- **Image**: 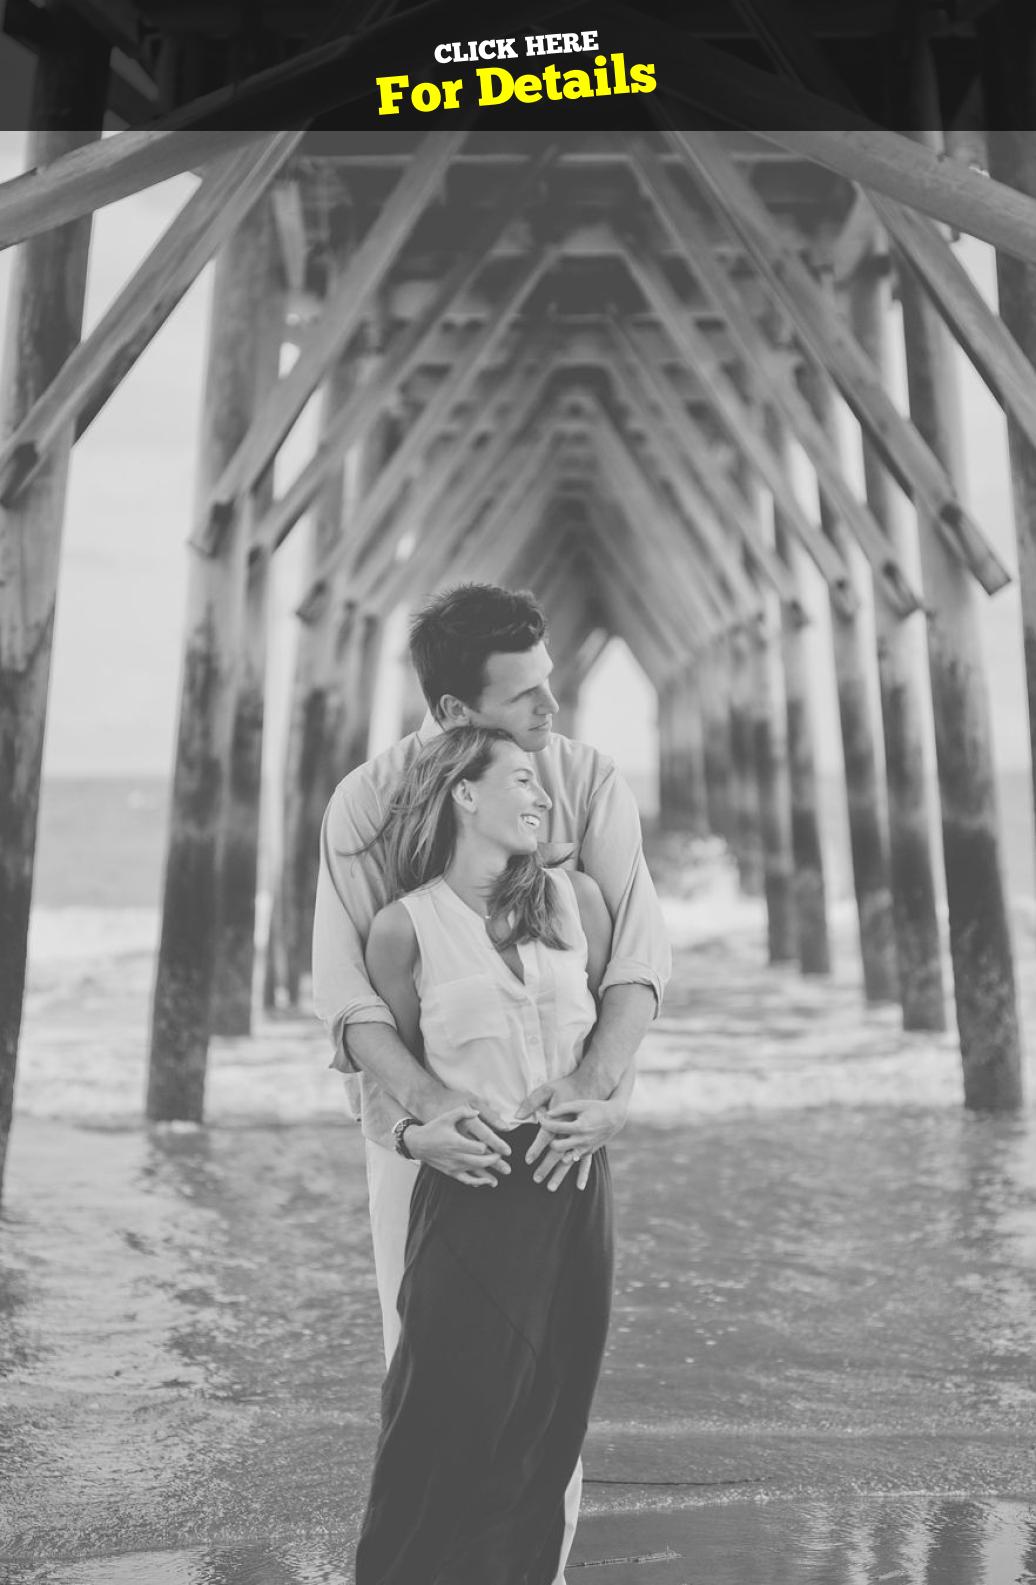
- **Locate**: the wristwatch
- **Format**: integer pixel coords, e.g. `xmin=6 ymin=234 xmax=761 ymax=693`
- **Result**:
xmin=392 ymin=1116 xmax=419 ymax=1160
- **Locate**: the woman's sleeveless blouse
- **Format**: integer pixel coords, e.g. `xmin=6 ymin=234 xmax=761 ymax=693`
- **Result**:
xmin=399 ymin=868 xmax=597 ymax=1128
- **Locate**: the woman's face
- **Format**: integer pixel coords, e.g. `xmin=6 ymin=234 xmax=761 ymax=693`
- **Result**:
xmin=460 ymin=739 xmax=551 ymax=855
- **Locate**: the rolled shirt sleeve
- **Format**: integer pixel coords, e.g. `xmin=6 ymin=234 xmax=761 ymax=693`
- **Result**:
xmin=311 ymin=770 xmax=397 ymax=1075
xmin=576 ymin=761 xmax=671 ymax=1013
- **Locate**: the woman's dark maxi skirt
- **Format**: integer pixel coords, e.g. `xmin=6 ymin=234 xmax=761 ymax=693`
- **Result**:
xmin=355 ymin=1124 xmax=614 ymax=1585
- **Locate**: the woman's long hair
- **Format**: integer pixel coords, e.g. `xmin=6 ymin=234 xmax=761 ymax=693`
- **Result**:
xmin=369 ymin=726 xmax=568 ymax=952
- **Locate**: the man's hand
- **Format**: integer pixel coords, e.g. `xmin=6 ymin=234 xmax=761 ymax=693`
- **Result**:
xmin=408 ymin=1097 xmax=512 ymax=1187
xmin=516 ymin=1073 xmax=629 ymax=1192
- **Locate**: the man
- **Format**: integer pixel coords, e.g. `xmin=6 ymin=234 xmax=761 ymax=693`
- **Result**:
xmin=312 ymin=583 xmax=670 ymax=1580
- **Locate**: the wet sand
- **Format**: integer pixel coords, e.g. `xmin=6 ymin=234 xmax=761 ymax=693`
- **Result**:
xmin=3 ymin=860 xmax=1036 ymax=1581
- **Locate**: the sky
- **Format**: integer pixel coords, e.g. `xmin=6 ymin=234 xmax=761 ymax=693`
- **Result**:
xmin=0 ymin=131 xmax=1030 ymax=812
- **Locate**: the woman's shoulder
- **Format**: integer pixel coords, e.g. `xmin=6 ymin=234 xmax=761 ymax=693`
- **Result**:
xmin=558 ymin=866 xmax=605 ymax=910
xmin=367 ymin=897 xmax=419 ymax=961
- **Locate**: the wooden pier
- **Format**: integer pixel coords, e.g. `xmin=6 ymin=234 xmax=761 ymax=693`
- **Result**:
xmin=1 ymin=0 xmax=1034 ymax=1190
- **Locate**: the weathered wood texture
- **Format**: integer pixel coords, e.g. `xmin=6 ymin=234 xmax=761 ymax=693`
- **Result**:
xmin=982 ymin=7 xmax=1036 ymax=888
xmin=799 ymin=363 xmax=899 ymax=1005
xmin=0 ymin=134 xmax=302 ymax=506
xmin=848 ymin=262 xmax=945 ymax=1031
xmin=621 ymin=235 xmax=860 ymax=619
xmin=0 ymin=31 xmax=109 ymax=1196
xmin=201 ymin=131 xmax=466 ymax=548
xmin=736 ymin=460 xmax=797 ymax=961
xmin=727 ymin=625 xmax=764 ymax=897
xmin=0 ymin=128 xmax=266 ymax=251
xmin=658 ymin=671 xmax=708 ymax=835
xmin=700 ymin=642 xmax=734 ymax=843
xmin=898 ymin=219 xmax=1024 ymax=1110
xmin=210 ymin=263 xmax=284 ymax=1038
xmin=147 ymin=201 xmax=279 ymax=1122
xmin=617 ymin=10 xmax=1036 ymax=266
xmin=773 ymin=513 xmax=831 ymax=976
xmin=667 ymin=129 xmax=1007 ymax=600
xmin=280 ymin=373 xmax=392 ymax=1006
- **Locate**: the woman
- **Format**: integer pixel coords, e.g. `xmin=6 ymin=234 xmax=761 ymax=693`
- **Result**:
xmin=354 ymin=726 xmax=623 ymax=1585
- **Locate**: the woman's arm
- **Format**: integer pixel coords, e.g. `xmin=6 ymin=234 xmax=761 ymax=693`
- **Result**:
xmin=569 ymin=868 xmax=613 ymax=999
xmin=365 ymin=904 xmax=511 ymax=1188
xmin=364 ymin=903 xmax=423 ymax=1059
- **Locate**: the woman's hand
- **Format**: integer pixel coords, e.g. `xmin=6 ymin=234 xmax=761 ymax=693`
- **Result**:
xmin=407 ymin=1105 xmax=512 ymax=1188
xmin=520 ymin=1076 xmax=630 ymax=1191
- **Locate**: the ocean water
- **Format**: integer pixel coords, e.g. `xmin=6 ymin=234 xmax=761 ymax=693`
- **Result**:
xmin=32 ymin=769 xmax=1036 ymax=912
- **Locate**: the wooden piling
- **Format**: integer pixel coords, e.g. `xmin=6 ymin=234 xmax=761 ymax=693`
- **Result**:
xmin=0 ymin=25 xmax=109 ymax=1192
xmin=762 ymin=405 xmax=831 ymax=974
xmin=700 ymin=639 xmax=734 ymax=842
xmin=982 ymin=7 xmax=1036 ymax=881
xmin=847 ymin=260 xmax=945 ymax=1031
xmin=738 ymin=457 xmax=797 ymax=962
xmin=748 ymin=592 xmax=798 ymax=963
xmin=210 ymin=235 xmax=283 ymax=1037
xmin=147 ymin=199 xmax=280 ymax=1122
xmin=673 ymin=667 xmax=709 ymax=836
xmin=728 ymin=624 xmax=765 ymax=895
xmin=898 ymin=236 xmax=1024 ymax=1110
xmin=799 ymin=364 xmax=899 ymax=1004
xmin=278 ymin=345 xmax=363 ymax=1008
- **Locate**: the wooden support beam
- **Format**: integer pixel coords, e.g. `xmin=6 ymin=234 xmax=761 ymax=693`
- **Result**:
xmin=794 ymin=371 xmax=899 ymax=1005
xmin=599 ymin=380 xmax=759 ymax=621
xmin=695 ymin=639 xmax=732 ymax=843
xmin=624 ymin=149 xmax=932 ymax=614
xmin=382 ymin=428 xmax=562 ymax=613
xmin=737 ymin=462 xmax=797 ymax=962
xmin=0 ymin=128 xmax=267 ymax=251
xmin=425 ymin=465 xmax=556 ymax=607
xmin=200 ymin=129 xmax=467 ymax=548
xmin=0 ymin=36 xmax=109 ymax=1195
xmin=580 ymin=389 xmax=739 ymax=630
xmin=352 ymin=352 xmax=560 ymax=610
xmin=847 ymin=262 xmax=944 ymax=1029
xmin=658 ymin=668 xmax=709 ymax=836
xmin=727 ymin=0 xmax=1036 ymax=492
xmin=982 ymin=8 xmax=1036 ymax=911
xmin=297 ymin=247 xmax=555 ymax=611
xmin=620 ymin=234 xmax=863 ymax=620
xmin=250 ymin=146 xmax=559 ymax=557
xmin=898 ymin=165 xmax=1024 ymax=1110
xmin=600 ymin=3 xmax=1036 ymax=265
xmin=210 ymin=257 xmax=284 ymax=1037
xmin=666 ymin=130 xmax=1010 ymax=598
xmin=583 ymin=491 xmax=700 ymax=675
xmin=607 ymin=315 xmax=797 ymax=609
xmin=773 ymin=509 xmax=831 ymax=975
xmin=270 ymin=178 xmax=308 ymax=293
xmin=147 ymin=199 xmax=279 ymax=1123
xmin=585 ymin=410 xmax=733 ymax=637
xmin=0 ymin=133 xmax=303 ymax=506
xmin=727 ymin=622 xmax=764 ymax=895
xmin=587 ymin=557 xmax=676 ymax=691
xmin=606 ymin=348 xmax=770 ymax=617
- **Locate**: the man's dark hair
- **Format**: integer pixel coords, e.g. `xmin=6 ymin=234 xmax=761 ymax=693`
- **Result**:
xmin=409 ymin=584 xmax=547 ymax=718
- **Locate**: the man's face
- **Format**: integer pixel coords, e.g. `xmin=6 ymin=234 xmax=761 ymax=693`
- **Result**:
xmin=462 ymin=642 xmax=559 ymax=752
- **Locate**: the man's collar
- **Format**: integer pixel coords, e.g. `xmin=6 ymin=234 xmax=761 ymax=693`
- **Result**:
xmin=415 ymin=711 xmax=442 ymax=746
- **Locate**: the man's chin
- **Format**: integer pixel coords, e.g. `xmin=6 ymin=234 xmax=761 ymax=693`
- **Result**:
xmin=518 ymin=725 xmax=552 ymax=751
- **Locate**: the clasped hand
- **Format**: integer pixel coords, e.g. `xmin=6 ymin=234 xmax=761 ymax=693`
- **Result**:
xmin=407 ymin=1076 xmax=627 ymax=1191
xmin=516 ymin=1074 xmax=627 ymax=1192
xmin=406 ymin=1092 xmax=512 ymax=1187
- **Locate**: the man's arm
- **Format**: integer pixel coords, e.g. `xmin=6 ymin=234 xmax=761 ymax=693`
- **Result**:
xmin=518 ymin=760 xmax=670 ymax=1180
